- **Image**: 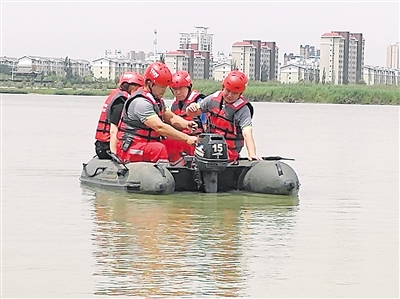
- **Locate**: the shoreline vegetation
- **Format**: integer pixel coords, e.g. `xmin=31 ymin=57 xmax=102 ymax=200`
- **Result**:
xmin=0 ymin=80 xmax=399 ymax=105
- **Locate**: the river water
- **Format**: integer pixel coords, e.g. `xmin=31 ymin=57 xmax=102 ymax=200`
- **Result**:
xmin=2 ymin=94 xmax=399 ymax=298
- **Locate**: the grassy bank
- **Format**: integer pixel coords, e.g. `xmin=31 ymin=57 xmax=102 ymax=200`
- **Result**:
xmin=191 ymin=80 xmax=400 ymax=105
xmin=1 ymin=81 xmax=399 ymax=105
xmin=0 ymin=87 xmax=106 ymax=96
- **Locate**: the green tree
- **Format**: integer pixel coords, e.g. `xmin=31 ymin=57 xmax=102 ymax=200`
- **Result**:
xmin=64 ymin=56 xmax=72 ymax=80
xmin=260 ymin=62 xmax=269 ymax=82
xmin=231 ymin=59 xmax=237 ymax=71
xmin=357 ymin=79 xmax=366 ymax=85
xmin=315 ymin=69 xmax=320 ymax=84
xmin=55 ymin=81 xmax=64 ymax=89
xmin=84 ymin=75 xmax=94 ymax=83
xmin=0 ymin=64 xmax=12 ymax=75
xmin=159 ymin=53 xmax=165 ymax=64
xmin=40 ymin=72 xmax=45 ymax=83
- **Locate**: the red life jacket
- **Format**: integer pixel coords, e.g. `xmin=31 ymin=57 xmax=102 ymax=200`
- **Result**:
xmin=207 ymin=91 xmax=254 ymax=155
xmin=117 ymin=90 xmax=166 ymax=149
xmin=170 ymin=90 xmax=204 ymax=135
xmin=95 ymin=88 xmax=129 ymax=143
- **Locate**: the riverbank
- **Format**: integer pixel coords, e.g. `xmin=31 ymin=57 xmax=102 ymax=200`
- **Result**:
xmin=1 ymin=81 xmax=399 ymax=105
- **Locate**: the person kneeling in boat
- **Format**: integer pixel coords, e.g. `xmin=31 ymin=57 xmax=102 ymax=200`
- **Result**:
xmin=116 ymin=62 xmax=198 ymax=164
xmin=186 ymin=70 xmax=261 ymax=163
xmin=161 ymin=70 xmax=207 ymax=166
xmin=94 ymin=72 xmax=144 ymax=159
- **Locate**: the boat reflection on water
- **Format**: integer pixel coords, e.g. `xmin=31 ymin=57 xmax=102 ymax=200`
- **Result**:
xmin=82 ymin=186 xmax=300 ymax=297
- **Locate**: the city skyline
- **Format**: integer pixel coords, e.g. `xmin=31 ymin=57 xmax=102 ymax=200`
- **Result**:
xmin=1 ymin=1 xmax=399 ymax=67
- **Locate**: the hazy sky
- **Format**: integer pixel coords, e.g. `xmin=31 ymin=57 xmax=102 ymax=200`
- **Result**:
xmin=1 ymin=1 xmax=399 ymax=66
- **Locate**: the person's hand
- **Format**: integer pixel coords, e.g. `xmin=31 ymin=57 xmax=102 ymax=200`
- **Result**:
xmin=186 ymin=135 xmax=198 ymax=146
xmin=187 ymin=120 xmax=198 ymax=133
xmin=187 ymin=103 xmax=200 ymax=113
xmin=248 ymin=155 xmax=262 ymax=161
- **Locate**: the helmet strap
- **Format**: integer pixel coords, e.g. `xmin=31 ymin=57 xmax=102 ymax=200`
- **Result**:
xmin=146 ymin=80 xmax=160 ymax=101
xmin=145 ymin=80 xmax=153 ymax=92
xmin=183 ymin=85 xmax=192 ymax=101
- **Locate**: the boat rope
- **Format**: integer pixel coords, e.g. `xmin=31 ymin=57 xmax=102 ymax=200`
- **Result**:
xmin=82 ymin=163 xmax=107 ymax=178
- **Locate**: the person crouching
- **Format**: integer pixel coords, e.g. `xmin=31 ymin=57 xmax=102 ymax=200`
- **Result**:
xmin=116 ymin=62 xmax=198 ymax=164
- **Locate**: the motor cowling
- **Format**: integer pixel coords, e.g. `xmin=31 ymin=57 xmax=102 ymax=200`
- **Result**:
xmin=194 ymin=133 xmax=228 ymax=193
xmin=194 ymin=133 xmax=228 ymax=172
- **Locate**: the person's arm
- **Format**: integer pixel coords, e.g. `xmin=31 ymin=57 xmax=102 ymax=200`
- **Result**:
xmin=186 ymin=102 xmax=202 ymax=117
xmin=144 ymin=115 xmax=197 ymax=145
xmin=109 ymin=100 xmax=124 ymax=154
xmin=109 ymin=124 xmax=118 ymax=154
xmin=164 ymin=109 xmax=190 ymax=130
xmin=236 ymin=106 xmax=261 ymax=161
xmin=242 ymin=127 xmax=260 ymax=160
xmin=186 ymin=94 xmax=211 ymax=117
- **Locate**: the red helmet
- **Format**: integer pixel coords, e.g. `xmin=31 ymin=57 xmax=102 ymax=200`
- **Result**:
xmin=118 ymin=72 xmax=145 ymax=86
xmin=170 ymin=70 xmax=192 ymax=88
xmin=144 ymin=62 xmax=172 ymax=86
xmin=222 ymin=70 xmax=248 ymax=93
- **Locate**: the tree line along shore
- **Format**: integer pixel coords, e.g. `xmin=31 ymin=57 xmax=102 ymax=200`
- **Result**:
xmin=0 ymin=79 xmax=398 ymax=105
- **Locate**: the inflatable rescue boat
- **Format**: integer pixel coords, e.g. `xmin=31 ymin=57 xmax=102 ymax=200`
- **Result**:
xmin=80 ymin=134 xmax=300 ymax=196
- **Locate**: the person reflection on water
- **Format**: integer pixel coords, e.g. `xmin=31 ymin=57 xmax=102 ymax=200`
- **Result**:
xmin=186 ymin=70 xmax=261 ymax=162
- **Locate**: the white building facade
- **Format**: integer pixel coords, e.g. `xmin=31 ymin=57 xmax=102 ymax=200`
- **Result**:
xmin=12 ymin=55 xmax=91 ymax=77
xmin=164 ymin=51 xmax=189 ymax=74
xmin=319 ymin=32 xmax=345 ymax=84
xmin=231 ymin=42 xmax=256 ymax=80
xmin=319 ymin=31 xmax=365 ymax=85
xmin=92 ymin=57 xmax=147 ymax=81
xmin=179 ymin=26 xmax=213 ymax=52
xmin=363 ymin=65 xmax=399 ymax=86
xmin=213 ymin=62 xmax=232 ymax=81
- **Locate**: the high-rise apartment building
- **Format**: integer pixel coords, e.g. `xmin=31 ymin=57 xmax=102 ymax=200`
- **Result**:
xmin=386 ymin=43 xmax=399 ymax=69
xmin=126 ymin=51 xmax=146 ymax=61
xmin=231 ymin=42 xmax=256 ymax=79
xmin=319 ymin=31 xmax=364 ymax=85
xmin=178 ymin=26 xmax=213 ymax=79
xmin=179 ymin=26 xmax=213 ymax=52
xmin=164 ymin=51 xmax=189 ymax=74
xmin=300 ymin=45 xmax=320 ymax=59
xmin=231 ymin=40 xmax=278 ymax=81
xmin=261 ymin=41 xmax=279 ymax=81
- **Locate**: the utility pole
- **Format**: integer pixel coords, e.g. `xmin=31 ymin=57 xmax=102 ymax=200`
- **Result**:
xmin=154 ymin=29 xmax=157 ymax=62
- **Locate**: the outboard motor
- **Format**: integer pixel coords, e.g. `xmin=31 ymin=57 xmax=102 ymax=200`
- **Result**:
xmin=194 ymin=133 xmax=229 ymax=193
